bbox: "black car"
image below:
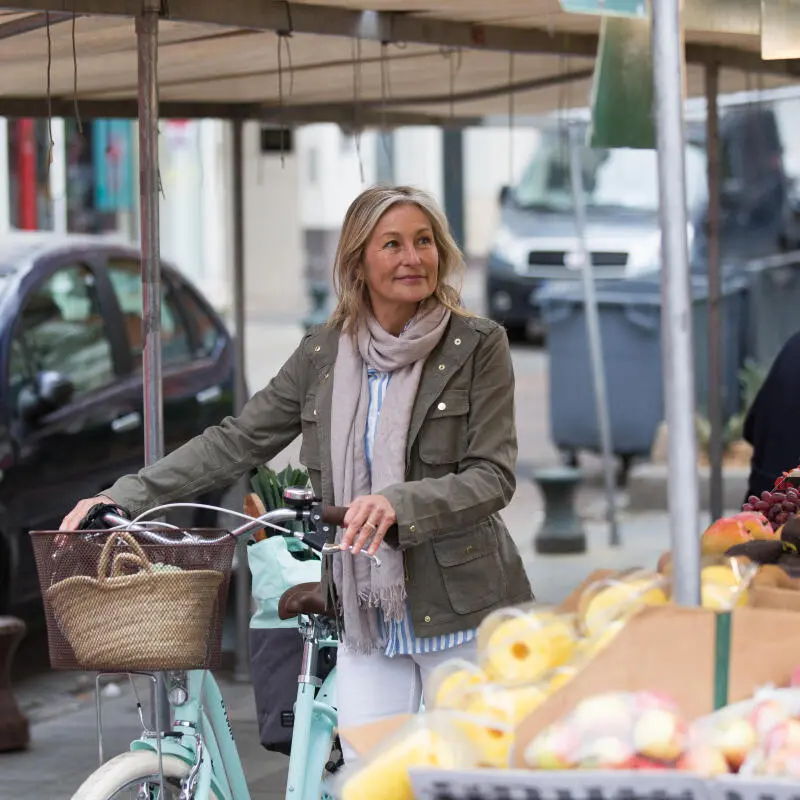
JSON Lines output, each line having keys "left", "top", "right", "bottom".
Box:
{"left": 0, "top": 232, "right": 236, "bottom": 614}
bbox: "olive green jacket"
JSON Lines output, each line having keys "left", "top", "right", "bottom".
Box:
{"left": 105, "top": 314, "right": 533, "bottom": 637}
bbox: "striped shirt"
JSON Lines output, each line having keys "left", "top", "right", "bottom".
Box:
{"left": 365, "top": 367, "right": 477, "bottom": 657}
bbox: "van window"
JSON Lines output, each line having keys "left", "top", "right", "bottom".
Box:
{"left": 513, "top": 129, "right": 708, "bottom": 214}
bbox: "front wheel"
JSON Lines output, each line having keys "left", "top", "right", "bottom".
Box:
{"left": 71, "top": 751, "right": 221, "bottom": 799}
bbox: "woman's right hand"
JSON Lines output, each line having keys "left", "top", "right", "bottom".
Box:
{"left": 60, "top": 495, "right": 115, "bottom": 531}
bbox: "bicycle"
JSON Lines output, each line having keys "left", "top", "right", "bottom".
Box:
{"left": 31, "top": 487, "right": 379, "bottom": 799}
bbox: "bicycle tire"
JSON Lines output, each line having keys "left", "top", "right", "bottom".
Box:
{"left": 70, "top": 751, "right": 221, "bottom": 799}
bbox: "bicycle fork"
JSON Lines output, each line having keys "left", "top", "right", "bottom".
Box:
{"left": 285, "top": 617, "right": 337, "bottom": 800}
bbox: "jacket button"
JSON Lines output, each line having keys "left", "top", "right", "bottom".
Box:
{"left": 465, "top": 545, "right": 473, "bottom": 553}
{"left": 437, "top": 402, "right": 446, "bottom": 411}
{"left": 409, "top": 524, "right": 416, "bottom": 533}
{"left": 314, "top": 345, "right": 321, "bottom": 352}
{"left": 438, "top": 364, "right": 445, "bottom": 371}
{"left": 454, "top": 338, "right": 462, "bottom": 345}
{"left": 424, "top": 615, "right": 431, "bottom": 623}
{"left": 313, "top": 409, "right": 318, "bottom": 416}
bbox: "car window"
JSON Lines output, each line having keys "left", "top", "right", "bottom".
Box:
{"left": 9, "top": 264, "right": 114, "bottom": 405}
{"left": 106, "top": 258, "right": 192, "bottom": 368}
{"left": 179, "top": 288, "right": 223, "bottom": 358}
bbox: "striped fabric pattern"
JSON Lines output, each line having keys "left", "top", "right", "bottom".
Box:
{"left": 365, "top": 367, "right": 477, "bottom": 657}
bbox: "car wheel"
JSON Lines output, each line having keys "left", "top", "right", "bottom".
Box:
{"left": 504, "top": 323, "right": 528, "bottom": 343}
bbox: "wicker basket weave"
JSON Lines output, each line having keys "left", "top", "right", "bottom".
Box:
{"left": 46, "top": 531, "right": 224, "bottom": 671}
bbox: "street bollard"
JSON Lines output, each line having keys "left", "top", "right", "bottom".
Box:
{"left": 0, "top": 616, "right": 29, "bottom": 752}
{"left": 533, "top": 466, "right": 587, "bottom": 555}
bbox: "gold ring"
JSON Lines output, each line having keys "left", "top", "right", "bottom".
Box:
{"left": 363, "top": 521, "right": 376, "bottom": 532}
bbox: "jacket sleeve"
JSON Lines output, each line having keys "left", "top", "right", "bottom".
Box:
{"left": 380, "top": 325, "right": 517, "bottom": 547}
{"left": 103, "top": 338, "right": 307, "bottom": 517}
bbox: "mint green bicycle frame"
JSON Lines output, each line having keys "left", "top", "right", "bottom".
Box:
{"left": 114, "top": 613, "right": 338, "bottom": 799}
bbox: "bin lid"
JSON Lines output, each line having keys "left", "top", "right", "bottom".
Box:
{"left": 535, "top": 272, "right": 746, "bottom": 308}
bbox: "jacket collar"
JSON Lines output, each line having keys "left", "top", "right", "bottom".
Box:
{"left": 305, "top": 313, "right": 480, "bottom": 460}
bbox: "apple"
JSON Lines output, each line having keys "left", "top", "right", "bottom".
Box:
{"left": 748, "top": 699, "right": 789, "bottom": 739}
{"left": 701, "top": 517, "right": 752, "bottom": 557}
{"left": 763, "top": 719, "right": 800, "bottom": 756}
{"left": 676, "top": 744, "right": 730, "bottom": 776}
{"left": 712, "top": 717, "right": 757, "bottom": 771}
{"left": 733, "top": 511, "right": 776, "bottom": 540}
{"left": 579, "top": 735, "right": 631, "bottom": 769}
{"left": 524, "top": 725, "right": 577, "bottom": 770}
{"left": 633, "top": 708, "right": 686, "bottom": 762}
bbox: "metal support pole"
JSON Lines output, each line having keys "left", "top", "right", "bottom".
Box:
{"left": 442, "top": 128, "right": 465, "bottom": 251}
{"left": 137, "top": 4, "right": 164, "bottom": 467}
{"left": 705, "top": 62, "right": 723, "bottom": 523}
{"left": 652, "top": 0, "right": 701, "bottom": 606}
{"left": 136, "top": 1, "right": 169, "bottom": 747}
{"left": 567, "top": 122, "right": 619, "bottom": 548}
{"left": 231, "top": 119, "right": 251, "bottom": 683}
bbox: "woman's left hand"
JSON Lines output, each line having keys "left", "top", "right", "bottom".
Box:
{"left": 341, "top": 495, "right": 397, "bottom": 556}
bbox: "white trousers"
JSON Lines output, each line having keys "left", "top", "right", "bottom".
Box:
{"left": 335, "top": 639, "right": 478, "bottom": 763}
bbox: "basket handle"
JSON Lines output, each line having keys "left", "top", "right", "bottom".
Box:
{"left": 97, "top": 531, "right": 153, "bottom": 581}
{"left": 110, "top": 551, "right": 150, "bottom": 578}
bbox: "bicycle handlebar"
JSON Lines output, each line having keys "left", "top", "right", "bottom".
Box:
{"left": 95, "top": 499, "right": 381, "bottom": 567}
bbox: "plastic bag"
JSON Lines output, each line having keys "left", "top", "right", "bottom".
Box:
{"left": 450, "top": 681, "right": 550, "bottom": 768}
{"left": 689, "top": 687, "right": 800, "bottom": 776}
{"left": 576, "top": 569, "right": 669, "bottom": 639}
{"left": 476, "top": 604, "right": 579, "bottom": 686}
{"left": 334, "top": 711, "right": 478, "bottom": 800}
{"left": 523, "top": 691, "right": 688, "bottom": 770}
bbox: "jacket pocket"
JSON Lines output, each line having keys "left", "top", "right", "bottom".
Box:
{"left": 432, "top": 521, "right": 505, "bottom": 615}
{"left": 299, "top": 392, "right": 322, "bottom": 470}
{"left": 418, "top": 388, "right": 470, "bottom": 466}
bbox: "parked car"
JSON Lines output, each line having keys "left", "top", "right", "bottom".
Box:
{"left": 486, "top": 106, "right": 790, "bottom": 340}
{"left": 0, "top": 232, "right": 236, "bottom": 615}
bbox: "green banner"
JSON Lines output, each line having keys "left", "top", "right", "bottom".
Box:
{"left": 714, "top": 612, "right": 732, "bottom": 710}
{"left": 588, "top": 15, "right": 656, "bottom": 150}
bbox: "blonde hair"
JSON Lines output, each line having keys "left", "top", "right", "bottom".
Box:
{"left": 329, "top": 185, "right": 468, "bottom": 330}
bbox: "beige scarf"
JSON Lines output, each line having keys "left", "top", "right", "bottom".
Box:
{"left": 330, "top": 301, "right": 451, "bottom": 653}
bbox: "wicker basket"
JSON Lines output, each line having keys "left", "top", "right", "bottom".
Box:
{"left": 46, "top": 531, "right": 225, "bottom": 671}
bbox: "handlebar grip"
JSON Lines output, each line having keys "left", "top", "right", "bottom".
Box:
{"left": 79, "top": 502, "right": 131, "bottom": 530}
{"left": 321, "top": 505, "right": 348, "bottom": 527}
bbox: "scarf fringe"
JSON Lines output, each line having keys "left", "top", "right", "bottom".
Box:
{"left": 356, "top": 584, "right": 407, "bottom": 623}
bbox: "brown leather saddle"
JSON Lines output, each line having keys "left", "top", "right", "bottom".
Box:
{"left": 277, "top": 582, "right": 334, "bottom": 620}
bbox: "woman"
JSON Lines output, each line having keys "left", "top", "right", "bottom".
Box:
{"left": 60, "top": 185, "right": 532, "bottom": 753}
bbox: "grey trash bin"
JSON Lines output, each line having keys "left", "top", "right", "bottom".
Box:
{"left": 745, "top": 253, "right": 800, "bottom": 370}
{"left": 538, "top": 274, "right": 748, "bottom": 458}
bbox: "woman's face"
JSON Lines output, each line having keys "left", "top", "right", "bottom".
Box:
{"left": 361, "top": 204, "right": 439, "bottom": 325}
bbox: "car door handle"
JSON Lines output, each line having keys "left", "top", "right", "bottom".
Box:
{"left": 196, "top": 385, "right": 222, "bottom": 405}
{"left": 111, "top": 412, "right": 141, "bottom": 434}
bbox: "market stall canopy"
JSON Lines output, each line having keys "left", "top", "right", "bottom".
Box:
{"left": 0, "top": 0, "right": 798, "bottom": 125}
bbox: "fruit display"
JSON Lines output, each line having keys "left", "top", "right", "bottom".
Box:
{"left": 334, "top": 480, "right": 800, "bottom": 799}
{"left": 524, "top": 691, "right": 696, "bottom": 772}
